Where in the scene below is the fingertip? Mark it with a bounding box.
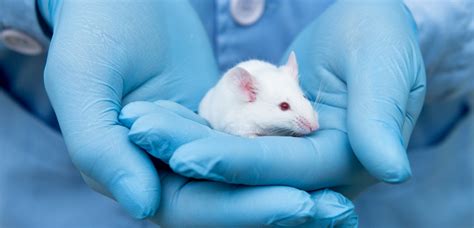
[123,199,158,220]
[113,164,161,219]
[270,190,315,226]
[368,139,412,183]
[306,189,358,227]
[128,114,175,162]
[119,101,159,127]
[112,177,161,219]
[312,189,354,217]
[169,142,220,180]
[348,118,412,183]
[380,160,412,183]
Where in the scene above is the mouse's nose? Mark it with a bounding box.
[309,122,319,131]
[297,117,319,133]
[310,111,319,131]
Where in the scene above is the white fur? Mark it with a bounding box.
[199,55,318,137]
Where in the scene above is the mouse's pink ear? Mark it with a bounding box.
[285,51,299,80]
[229,67,257,102]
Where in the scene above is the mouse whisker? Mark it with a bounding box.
[313,81,327,113]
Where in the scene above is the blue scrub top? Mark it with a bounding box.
[0,0,472,227]
[189,0,334,72]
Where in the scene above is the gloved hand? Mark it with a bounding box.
[122,0,426,198]
[119,100,358,227]
[38,0,357,226]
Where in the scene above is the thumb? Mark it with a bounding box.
[44,43,160,219]
[340,1,426,183]
[346,44,426,183]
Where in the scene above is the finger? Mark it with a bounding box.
[154,100,210,126]
[152,170,355,227]
[120,100,209,128]
[346,40,426,183]
[300,189,358,228]
[127,111,214,162]
[171,130,368,190]
[120,101,167,128]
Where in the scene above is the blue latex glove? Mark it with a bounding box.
[122,0,426,197]
[38,0,357,226]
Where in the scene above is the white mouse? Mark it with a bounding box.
[199,51,319,137]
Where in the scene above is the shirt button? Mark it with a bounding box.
[0,29,43,55]
[230,0,265,26]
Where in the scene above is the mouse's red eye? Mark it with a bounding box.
[279,102,290,111]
